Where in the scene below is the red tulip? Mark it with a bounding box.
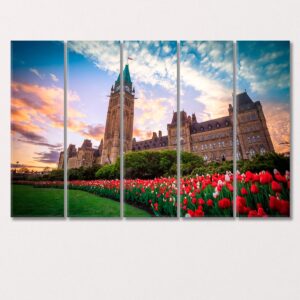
[241,187,248,195]
[260,171,273,184]
[271,181,282,193]
[250,184,259,194]
[218,198,231,209]
[206,199,213,207]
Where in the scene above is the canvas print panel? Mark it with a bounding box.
[180,41,234,218]
[236,41,290,218]
[11,41,64,217]
[123,41,178,217]
[66,41,122,217]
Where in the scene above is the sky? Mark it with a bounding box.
[67,41,120,147]
[68,41,178,144]
[123,41,177,140]
[11,41,64,171]
[237,41,290,153]
[11,41,290,171]
[180,41,233,122]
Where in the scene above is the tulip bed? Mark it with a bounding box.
[13,168,290,218]
[180,172,234,217]
[124,178,177,217]
[236,170,290,217]
[68,180,120,201]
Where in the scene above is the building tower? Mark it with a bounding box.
[101,64,135,164]
[122,65,135,152]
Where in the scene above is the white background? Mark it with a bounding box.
[0,0,299,299]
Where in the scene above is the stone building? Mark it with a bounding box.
[58,65,274,169]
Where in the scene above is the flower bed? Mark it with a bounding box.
[180,172,234,217]
[236,169,290,217]
[12,168,290,218]
[124,178,177,217]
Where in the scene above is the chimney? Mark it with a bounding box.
[152,132,157,139]
[158,130,162,138]
[192,113,197,123]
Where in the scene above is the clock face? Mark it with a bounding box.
[115,85,120,92]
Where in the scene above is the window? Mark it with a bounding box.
[260,146,266,155]
[249,148,256,158]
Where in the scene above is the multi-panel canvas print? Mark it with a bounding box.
[66,41,122,217]
[180,41,234,217]
[10,40,291,219]
[123,41,178,217]
[236,41,290,218]
[11,41,64,217]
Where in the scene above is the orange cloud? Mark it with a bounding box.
[133,128,152,140]
[263,101,290,153]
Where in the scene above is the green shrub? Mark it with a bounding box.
[95,159,120,180]
[237,152,289,174]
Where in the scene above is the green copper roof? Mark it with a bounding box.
[115,64,132,85]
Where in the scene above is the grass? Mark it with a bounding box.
[68,189,151,217]
[12,185,151,218]
[12,184,64,217]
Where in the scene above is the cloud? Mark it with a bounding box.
[180,41,233,121]
[263,101,290,153]
[237,42,290,96]
[82,124,105,141]
[11,123,45,142]
[29,68,43,79]
[17,139,63,149]
[33,150,60,163]
[50,73,59,82]
[11,163,48,169]
[133,89,175,140]
[124,41,177,93]
[181,60,232,121]
[133,128,152,140]
[11,82,79,130]
[68,41,120,75]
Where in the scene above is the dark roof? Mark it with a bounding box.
[191,116,231,133]
[237,92,256,112]
[171,111,188,125]
[132,136,169,151]
[80,139,93,149]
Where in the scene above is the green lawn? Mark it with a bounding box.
[12,184,64,217]
[12,185,151,217]
[68,189,151,217]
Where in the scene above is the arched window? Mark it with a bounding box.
[203,154,208,161]
[260,146,266,155]
[249,148,256,158]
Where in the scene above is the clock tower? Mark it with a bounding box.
[101,64,135,164]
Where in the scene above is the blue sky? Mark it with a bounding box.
[11,40,290,170]
[180,41,233,121]
[237,41,290,153]
[11,41,64,170]
[67,41,177,143]
[67,41,120,147]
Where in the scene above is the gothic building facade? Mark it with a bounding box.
[58,65,274,169]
